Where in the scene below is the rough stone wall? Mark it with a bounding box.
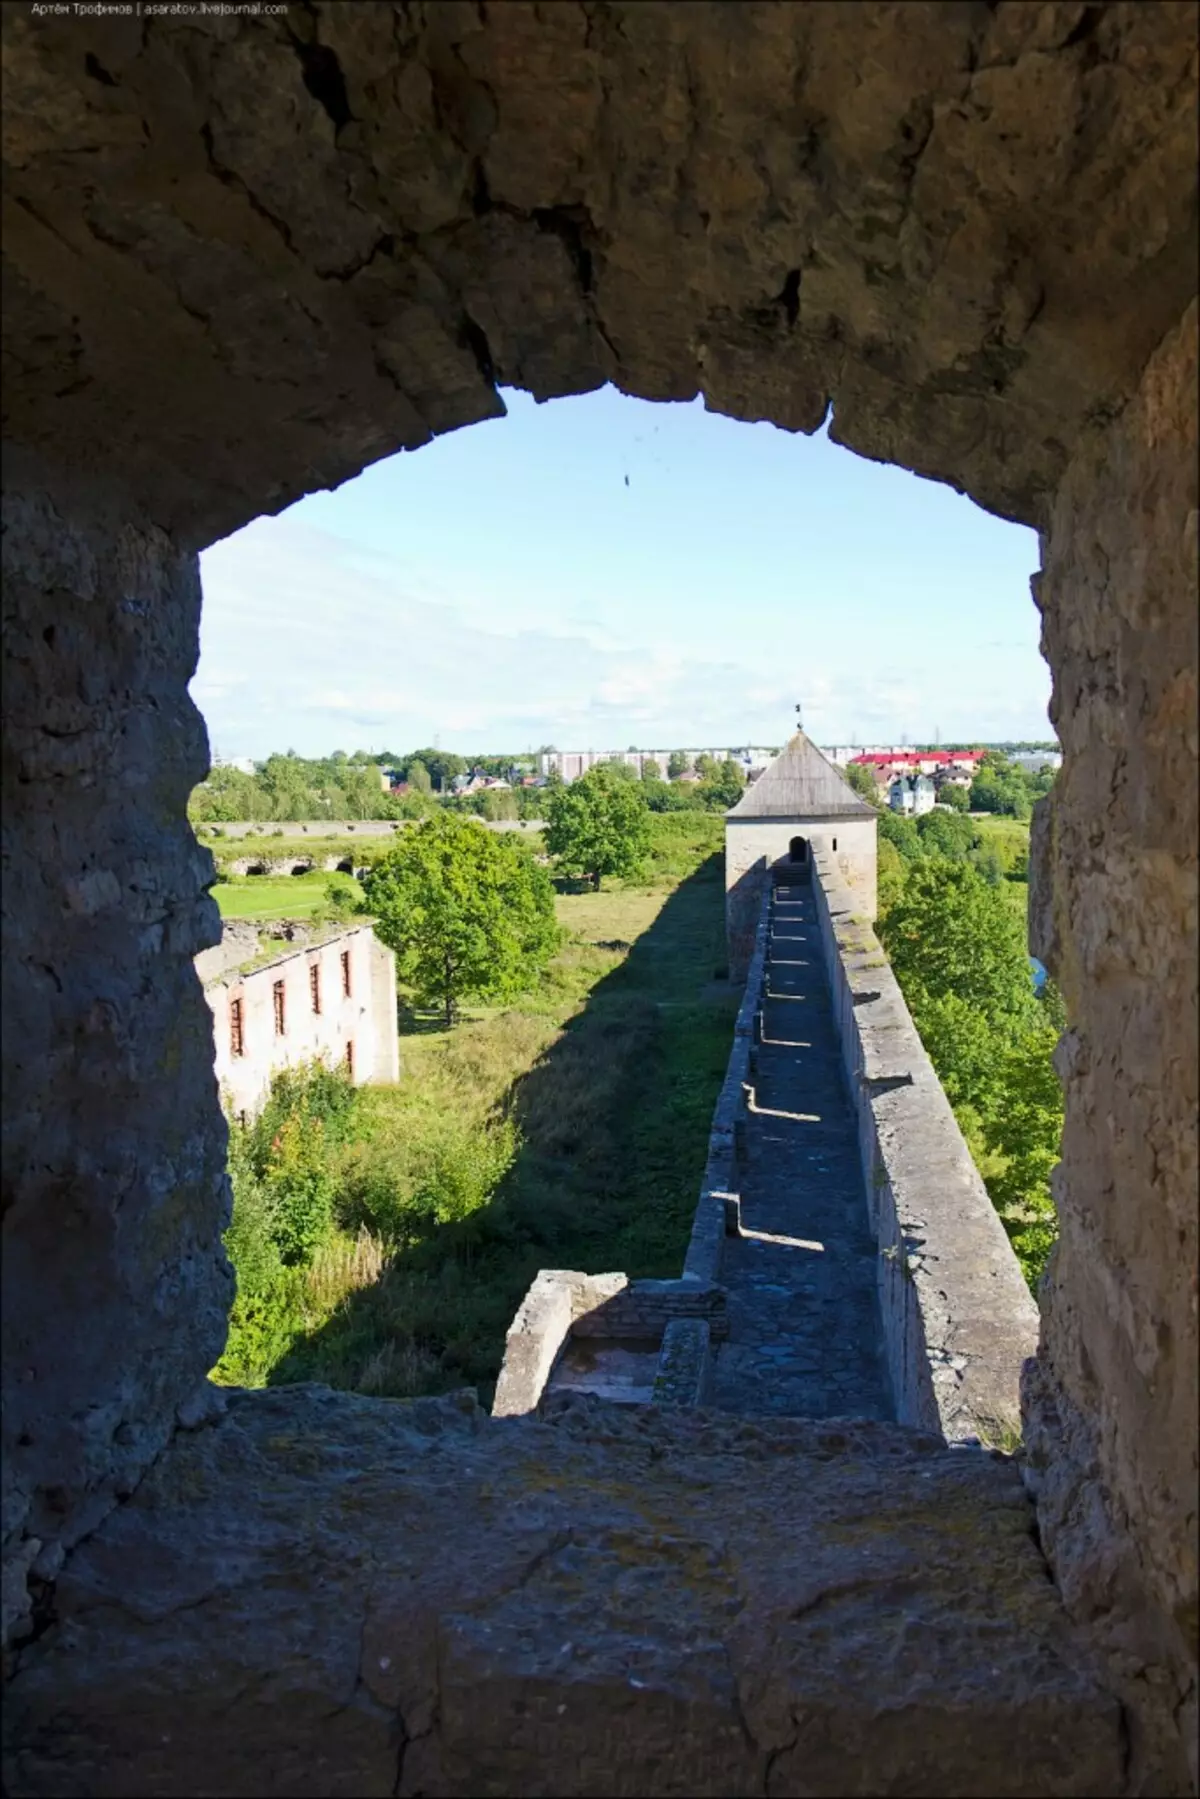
[4,4,1197,551]
[1,460,232,1649]
[3,1386,1125,1799]
[1,5,1197,1778]
[1024,299,1199,1794]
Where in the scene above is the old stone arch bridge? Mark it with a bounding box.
[2,5,1196,1794]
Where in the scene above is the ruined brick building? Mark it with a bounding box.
[197,923,400,1120]
[2,4,1196,1794]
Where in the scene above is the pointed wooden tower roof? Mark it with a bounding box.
[726,733,877,820]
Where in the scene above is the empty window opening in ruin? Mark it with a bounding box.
[340,950,352,998]
[344,1040,354,1078]
[229,997,244,1058]
[273,980,286,1036]
[789,836,809,863]
[309,962,321,1015]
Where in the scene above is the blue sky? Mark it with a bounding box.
[195,385,1050,759]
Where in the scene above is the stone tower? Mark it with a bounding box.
[725,734,878,980]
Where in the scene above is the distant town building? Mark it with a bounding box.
[850,749,987,779]
[538,747,776,782]
[1008,750,1062,772]
[889,773,937,815]
[197,922,399,1120]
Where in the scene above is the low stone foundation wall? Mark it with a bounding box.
[809,852,1039,1443]
[652,1320,713,1407]
[492,1272,727,1417]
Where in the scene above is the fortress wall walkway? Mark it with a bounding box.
[708,884,893,1420]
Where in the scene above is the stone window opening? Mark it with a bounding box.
[789,836,809,863]
[229,997,244,1058]
[272,979,286,1037]
[832,837,838,852]
[344,1040,354,1078]
[341,950,352,998]
[3,18,1194,1785]
[309,962,321,1015]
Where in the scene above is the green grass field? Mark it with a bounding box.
[213,873,365,920]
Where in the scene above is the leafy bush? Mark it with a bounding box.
[340,1112,519,1243]
[878,849,1063,1292]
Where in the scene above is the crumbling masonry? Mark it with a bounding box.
[2,5,1196,1793]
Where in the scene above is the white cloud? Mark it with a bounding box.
[196,516,793,755]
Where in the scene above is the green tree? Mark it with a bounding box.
[916,809,978,859]
[877,810,922,860]
[363,813,559,1025]
[403,748,467,793]
[844,762,882,807]
[969,751,1032,819]
[699,757,746,810]
[543,764,651,889]
[407,758,433,794]
[876,838,908,917]
[667,750,690,779]
[878,859,1034,1025]
[937,780,970,811]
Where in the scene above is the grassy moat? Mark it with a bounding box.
[211,817,735,1404]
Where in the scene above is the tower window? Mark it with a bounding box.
[309,962,321,1015]
[273,980,286,1037]
[230,997,244,1058]
[341,950,352,998]
[832,837,838,852]
[344,1040,354,1078]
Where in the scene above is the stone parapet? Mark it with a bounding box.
[493,1273,728,1417]
[682,886,771,1286]
[2,1385,1122,1799]
[809,853,1039,1443]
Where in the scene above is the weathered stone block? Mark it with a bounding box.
[2,1387,1123,1798]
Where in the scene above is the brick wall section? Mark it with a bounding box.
[808,851,1039,1442]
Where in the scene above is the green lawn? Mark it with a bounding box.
[214,844,738,1403]
[971,814,1031,850]
[214,874,364,920]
